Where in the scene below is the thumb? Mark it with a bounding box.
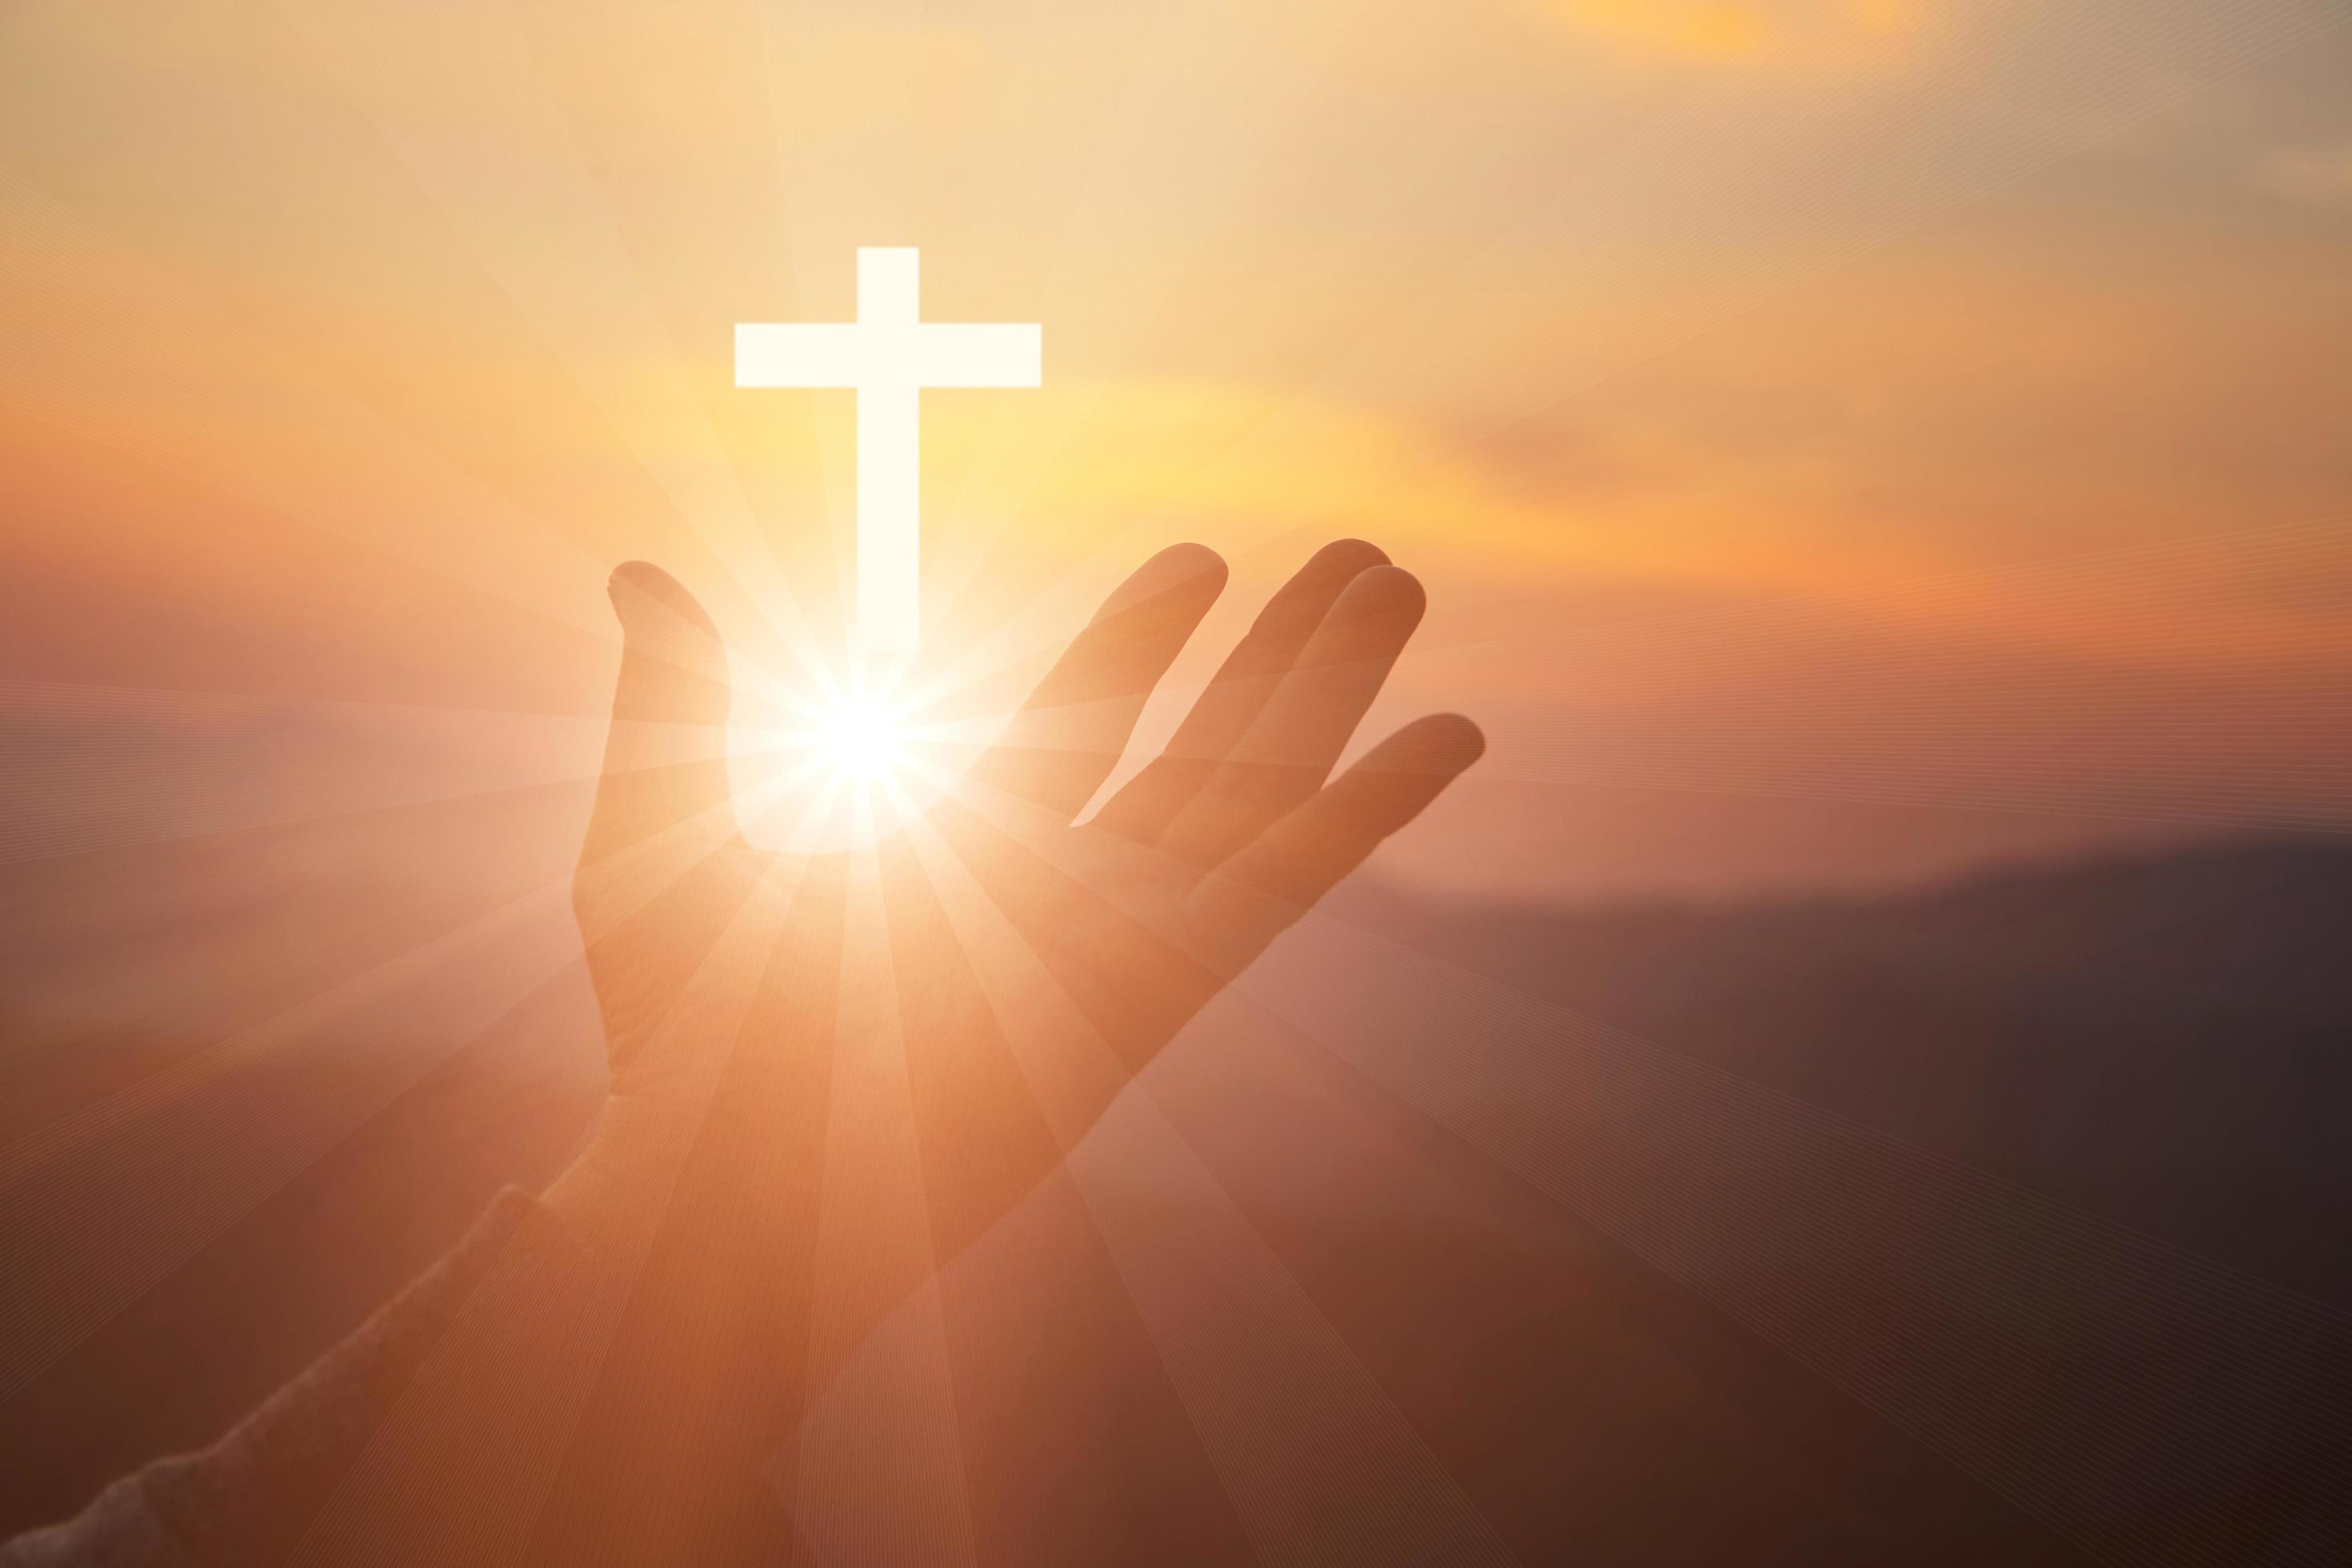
[582,561,738,866]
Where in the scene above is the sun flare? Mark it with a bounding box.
[732,666,966,854]
[809,691,910,786]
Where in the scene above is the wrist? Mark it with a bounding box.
[539,1098,690,1273]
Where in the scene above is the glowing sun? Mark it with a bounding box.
[810,690,909,785]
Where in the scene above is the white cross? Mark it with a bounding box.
[735,248,1042,654]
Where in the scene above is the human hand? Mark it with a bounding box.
[530,542,1478,1558]
[555,541,1482,1259]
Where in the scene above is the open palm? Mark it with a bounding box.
[505,541,1483,1563]
[576,538,1480,1152]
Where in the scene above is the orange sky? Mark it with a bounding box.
[3,0,2350,903]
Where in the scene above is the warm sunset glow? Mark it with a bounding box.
[5,7,2350,1565]
[4,0,2342,900]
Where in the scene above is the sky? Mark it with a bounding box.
[9,14,2352,1555]
[3,0,2350,911]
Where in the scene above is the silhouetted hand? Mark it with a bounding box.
[534,541,1480,1560]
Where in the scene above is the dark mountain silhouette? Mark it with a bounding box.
[1321,838,2352,1306]
[3,836,2347,1563]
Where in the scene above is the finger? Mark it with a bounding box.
[1189,713,1483,966]
[926,786,1222,1074]
[1158,563,1426,868]
[581,561,738,866]
[970,542,1226,820]
[1091,538,1387,844]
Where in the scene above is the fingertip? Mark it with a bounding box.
[1148,541,1230,592]
[1337,562,1427,626]
[1097,542,1228,622]
[603,562,730,726]
[1367,712,1484,778]
[1307,538,1390,578]
[1157,539,1227,574]
[1422,711,1486,772]
[607,561,718,636]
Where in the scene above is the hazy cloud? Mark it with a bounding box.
[2254,142,2352,206]
[1543,0,1924,72]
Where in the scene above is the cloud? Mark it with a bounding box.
[1544,0,1925,72]
[2254,143,2352,208]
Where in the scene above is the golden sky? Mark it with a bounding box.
[3,0,2350,901]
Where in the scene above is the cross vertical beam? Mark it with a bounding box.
[735,248,1042,654]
